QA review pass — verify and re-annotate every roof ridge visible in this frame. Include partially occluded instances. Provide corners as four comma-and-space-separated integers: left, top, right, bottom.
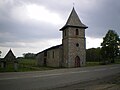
3, 49, 16, 61
60, 7, 88, 30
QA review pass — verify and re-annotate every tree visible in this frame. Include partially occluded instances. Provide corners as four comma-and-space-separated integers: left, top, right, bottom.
101, 30, 120, 63
23, 53, 35, 59
0, 51, 2, 57
86, 47, 101, 62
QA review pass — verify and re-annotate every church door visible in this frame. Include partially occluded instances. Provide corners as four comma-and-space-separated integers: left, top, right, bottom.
75, 56, 80, 67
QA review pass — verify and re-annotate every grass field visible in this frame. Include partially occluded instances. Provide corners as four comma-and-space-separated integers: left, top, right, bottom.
86, 62, 100, 66
86, 59, 120, 67
0, 59, 55, 72
0, 58, 120, 72
18, 59, 55, 72
115, 59, 120, 64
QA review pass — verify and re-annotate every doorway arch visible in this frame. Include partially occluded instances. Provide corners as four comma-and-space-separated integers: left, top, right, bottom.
75, 56, 80, 67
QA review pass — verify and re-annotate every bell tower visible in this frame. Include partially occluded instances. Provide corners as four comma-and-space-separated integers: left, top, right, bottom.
60, 7, 88, 67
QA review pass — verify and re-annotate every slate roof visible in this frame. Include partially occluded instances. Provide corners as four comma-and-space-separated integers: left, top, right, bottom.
3, 49, 17, 62
60, 7, 88, 30
36, 44, 62, 56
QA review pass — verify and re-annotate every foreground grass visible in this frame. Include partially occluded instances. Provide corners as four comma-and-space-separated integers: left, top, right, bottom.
86, 58, 120, 67
0, 59, 55, 72
115, 59, 120, 64
0, 67, 55, 72
86, 62, 100, 67
0, 58, 120, 72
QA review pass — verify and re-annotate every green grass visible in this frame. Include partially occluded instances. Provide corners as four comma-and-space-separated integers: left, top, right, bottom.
86, 58, 120, 67
115, 59, 120, 64
18, 59, 56, 72
0, 66, 55, 72
0, 67, 15, 72
86, 62, 100, 67
0, 58, 120, 72
0, 59, 55, 72
19, 58, 37, 67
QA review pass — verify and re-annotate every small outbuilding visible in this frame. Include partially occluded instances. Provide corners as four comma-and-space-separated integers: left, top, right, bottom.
0, 49, 18, 71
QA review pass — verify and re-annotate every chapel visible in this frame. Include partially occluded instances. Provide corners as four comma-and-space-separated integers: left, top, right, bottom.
36, 7, 88, 67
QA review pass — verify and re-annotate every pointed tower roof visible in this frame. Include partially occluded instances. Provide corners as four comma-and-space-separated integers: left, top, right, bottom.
60, 7, 88, 30
4, 49, 17, 62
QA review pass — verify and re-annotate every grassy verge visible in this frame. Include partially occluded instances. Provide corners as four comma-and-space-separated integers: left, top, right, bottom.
115, 59, 120, 64
0, 67, 55, 72
0, 59, 55, 72
86, 58, 120, 67
0, 58, 120, 72
86, 62, 100, 67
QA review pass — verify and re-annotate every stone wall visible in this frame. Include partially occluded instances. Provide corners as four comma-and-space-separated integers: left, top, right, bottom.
36, 46, 63, 67
62, 27, 86, 67
47, 46, 62, 67
36, 52, 44, 66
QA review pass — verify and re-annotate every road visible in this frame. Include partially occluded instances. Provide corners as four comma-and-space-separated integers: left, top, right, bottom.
0, 64, 120, 90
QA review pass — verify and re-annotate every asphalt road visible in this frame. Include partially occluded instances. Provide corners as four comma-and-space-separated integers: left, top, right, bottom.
0, 64, 120, 90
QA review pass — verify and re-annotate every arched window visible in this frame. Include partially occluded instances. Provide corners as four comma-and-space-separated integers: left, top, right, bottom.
76, 29, 79, 35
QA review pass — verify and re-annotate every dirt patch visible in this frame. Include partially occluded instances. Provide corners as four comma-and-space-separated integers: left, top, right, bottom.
51, 73, 120, 90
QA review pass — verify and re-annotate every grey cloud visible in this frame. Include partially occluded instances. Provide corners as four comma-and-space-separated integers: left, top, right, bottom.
0, 0, 120, 48
0, 19, 60, 42
84, 0, 120, 37
0, 0, 62, 41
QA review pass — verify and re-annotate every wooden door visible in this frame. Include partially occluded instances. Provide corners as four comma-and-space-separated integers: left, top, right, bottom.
75, 56, 80, 67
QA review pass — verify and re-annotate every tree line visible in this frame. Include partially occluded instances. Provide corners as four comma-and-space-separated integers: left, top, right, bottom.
23, 53, 36, 59
86, 30, 120, 64
0, 51, 2, 57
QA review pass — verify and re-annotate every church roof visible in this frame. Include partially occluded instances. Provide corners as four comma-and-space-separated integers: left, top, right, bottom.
60, 7, 88, 30
36, 44, 62, 56
3, 49, 17, 62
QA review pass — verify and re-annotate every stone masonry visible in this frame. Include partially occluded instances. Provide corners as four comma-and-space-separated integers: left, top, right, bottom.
36, 7, 88, 68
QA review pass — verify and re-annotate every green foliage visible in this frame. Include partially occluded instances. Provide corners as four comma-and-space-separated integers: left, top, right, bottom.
101, 30, 120, 63
86, 62, 100, 66
23, 53, 35, 59
0, 63, 15, 72
86, 47, 101, 62
0, 59, 54, 72
115, 57, 120, 64
19, 58, 37, 67
0, 51, 2, 57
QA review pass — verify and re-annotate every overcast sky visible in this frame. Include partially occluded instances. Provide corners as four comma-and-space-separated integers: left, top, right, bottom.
0, 0, 120, 57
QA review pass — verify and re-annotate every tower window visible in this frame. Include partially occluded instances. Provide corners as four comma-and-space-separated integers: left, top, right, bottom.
76, 43, 79, 47
76, 29, 79, 35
